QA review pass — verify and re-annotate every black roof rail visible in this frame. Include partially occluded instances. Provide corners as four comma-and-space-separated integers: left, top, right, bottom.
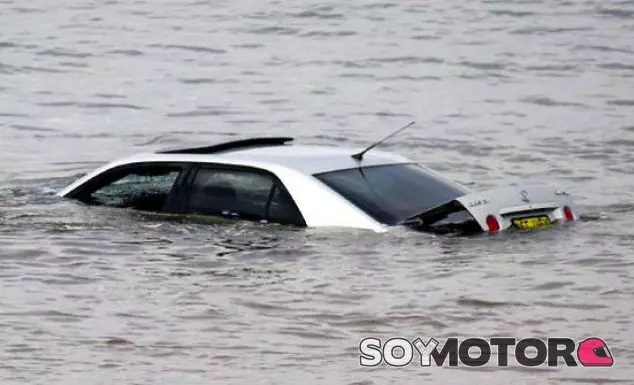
157, 137, 294, 154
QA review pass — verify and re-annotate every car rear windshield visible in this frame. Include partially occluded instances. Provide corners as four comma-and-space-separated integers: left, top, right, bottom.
314, 163, 470, 225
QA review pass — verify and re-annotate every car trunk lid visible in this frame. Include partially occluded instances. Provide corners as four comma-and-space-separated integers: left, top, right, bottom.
454, 184, 575, 231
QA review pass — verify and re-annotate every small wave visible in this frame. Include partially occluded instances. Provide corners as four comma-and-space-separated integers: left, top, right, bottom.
525, 64, 579, 72
258, 98, 290, 105
149, 44, 226, 54
456, 297, 525, 308
231, 43, 264, 49
371, 56, 444, 64
178, 77, 238, 84
292, 10, 344, 20
353, 111, 413, 118
411, 34, 442, 41
10, 7, 43, 14
598, 7, 634, 18
338, 72, 375, 79
34, 101, 145, 110
21, 65, 69, 74
59, 61, 89, 68
551, 378, 629, 384
93, 93, 125, 99
496, 110, 527, 117
532, 281, 573, 290
0, 112, 29, 117
510, 26, 595, 35
10, 124, 57, 133
80, 102, 146, 110
489, 9, 538, 17
102, 337, 135, 346
504, 153, 548, 164
459, 60, 507, 71
249, 26, 300, 35
533, 300, 607, 310
166, 107, 242, 117
108, 49, 144, 56
601, 203, 634, 214
330, 60, 372, 69
520, 96, 586, 107
0, 310, 87, 319
36, 101, 76, 107
579, 213, 611, 222
0, 41, 19, 49
379, 75, 442, 81
301, 30, 357, 38
605, 139, 634, 147
227, 119, 262, 125
575, 44, 634, 54
606, 99, 634, 106
312, 134, 352, 143
360, 2, 398, 9
278, 328, 343, 341
598, 62, 634, 70
36, 48, 93, 59
0, 62, 18, 74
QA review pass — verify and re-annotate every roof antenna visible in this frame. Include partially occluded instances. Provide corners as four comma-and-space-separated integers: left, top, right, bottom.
351, 120, 416, 161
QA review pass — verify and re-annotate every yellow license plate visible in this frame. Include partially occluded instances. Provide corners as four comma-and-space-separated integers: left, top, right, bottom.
512, 216, 551, 230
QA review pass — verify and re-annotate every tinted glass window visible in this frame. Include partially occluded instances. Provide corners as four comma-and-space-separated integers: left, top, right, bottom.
88, 167, 181, 212
184, 168, 303, 225
314, 163, 469, 225
266, 185, 304, 226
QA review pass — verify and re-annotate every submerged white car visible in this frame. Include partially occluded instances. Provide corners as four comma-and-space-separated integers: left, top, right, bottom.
57, 136, 576, 234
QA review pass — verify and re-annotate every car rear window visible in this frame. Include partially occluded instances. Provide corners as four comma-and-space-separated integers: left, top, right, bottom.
314, 163, 470, 225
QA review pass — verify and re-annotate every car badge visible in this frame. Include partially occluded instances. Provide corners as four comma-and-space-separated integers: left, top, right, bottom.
519, 190, 531, 203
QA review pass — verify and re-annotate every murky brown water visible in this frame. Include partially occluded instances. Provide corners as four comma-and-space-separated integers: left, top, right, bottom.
1, 0, 633, 383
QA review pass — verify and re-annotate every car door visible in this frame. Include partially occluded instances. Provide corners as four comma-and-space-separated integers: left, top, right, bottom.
180, 165, 305, 226
67, 162, 189, 213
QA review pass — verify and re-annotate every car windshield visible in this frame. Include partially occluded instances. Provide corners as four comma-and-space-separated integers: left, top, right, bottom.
314, 163, 470, 225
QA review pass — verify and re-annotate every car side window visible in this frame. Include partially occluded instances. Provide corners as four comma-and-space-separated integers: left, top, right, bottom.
184, 167, 304, 226
266, 185, 304, 226
87, 166, 181, 212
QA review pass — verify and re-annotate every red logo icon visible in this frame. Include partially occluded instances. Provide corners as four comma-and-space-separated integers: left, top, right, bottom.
577, 338, 614, 367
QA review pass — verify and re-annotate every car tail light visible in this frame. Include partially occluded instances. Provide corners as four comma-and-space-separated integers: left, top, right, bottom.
563, 206, 574, 221
486, 215, 500, 232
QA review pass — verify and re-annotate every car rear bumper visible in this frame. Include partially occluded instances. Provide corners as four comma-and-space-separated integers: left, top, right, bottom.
455, 184, 576, 232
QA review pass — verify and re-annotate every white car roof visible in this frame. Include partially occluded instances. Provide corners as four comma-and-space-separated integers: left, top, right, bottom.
107, 143, 412, 175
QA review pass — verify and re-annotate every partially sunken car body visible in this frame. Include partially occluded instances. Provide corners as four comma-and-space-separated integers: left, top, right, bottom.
58, 137, 576, 234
